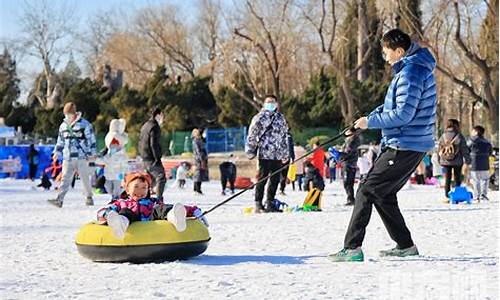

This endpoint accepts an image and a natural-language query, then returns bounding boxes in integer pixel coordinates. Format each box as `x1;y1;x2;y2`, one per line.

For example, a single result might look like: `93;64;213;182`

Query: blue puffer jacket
367;42;437;152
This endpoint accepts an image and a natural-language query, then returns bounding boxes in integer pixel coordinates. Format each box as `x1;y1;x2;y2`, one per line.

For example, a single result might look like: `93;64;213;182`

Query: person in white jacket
357;151;372;181
98;119;128;200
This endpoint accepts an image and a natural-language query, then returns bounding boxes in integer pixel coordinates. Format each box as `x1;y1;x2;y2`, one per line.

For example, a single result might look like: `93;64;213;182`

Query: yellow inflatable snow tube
75;219;210;263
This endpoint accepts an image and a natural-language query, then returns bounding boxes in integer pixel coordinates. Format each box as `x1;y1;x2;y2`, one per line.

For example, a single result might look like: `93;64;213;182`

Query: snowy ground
0;178;498;300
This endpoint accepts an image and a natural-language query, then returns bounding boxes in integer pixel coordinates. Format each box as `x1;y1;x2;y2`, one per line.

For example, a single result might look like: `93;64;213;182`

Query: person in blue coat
330;29;437;262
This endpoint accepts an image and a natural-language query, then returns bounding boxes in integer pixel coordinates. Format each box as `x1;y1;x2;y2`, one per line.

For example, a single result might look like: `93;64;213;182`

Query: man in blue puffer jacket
330;29;436;262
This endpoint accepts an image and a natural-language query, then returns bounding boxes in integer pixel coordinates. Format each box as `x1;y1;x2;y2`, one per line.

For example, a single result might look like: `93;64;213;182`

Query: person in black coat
467;125;492;201
219;155;237;195
138;107;166;201
340;131;360;205
27;144;39;181
303;161;325;191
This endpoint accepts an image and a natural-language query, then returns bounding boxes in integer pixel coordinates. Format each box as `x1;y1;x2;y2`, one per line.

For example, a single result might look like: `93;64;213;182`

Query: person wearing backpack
467;125;492;201
438;119;471;200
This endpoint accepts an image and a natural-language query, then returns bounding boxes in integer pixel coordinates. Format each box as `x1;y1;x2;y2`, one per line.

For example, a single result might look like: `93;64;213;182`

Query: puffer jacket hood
394;42;436;73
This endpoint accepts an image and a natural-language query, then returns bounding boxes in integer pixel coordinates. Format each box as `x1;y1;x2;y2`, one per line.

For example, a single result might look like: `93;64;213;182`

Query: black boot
255;202;265;213
264;200;282;213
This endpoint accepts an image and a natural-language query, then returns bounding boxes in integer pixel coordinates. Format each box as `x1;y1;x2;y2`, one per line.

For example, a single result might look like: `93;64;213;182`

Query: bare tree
232;0;293;101
357;0;369;80
300;0;383;124
400;0;498;137
196;0;221;81
78;10;119;80
18;0;77;108
135;4;196;78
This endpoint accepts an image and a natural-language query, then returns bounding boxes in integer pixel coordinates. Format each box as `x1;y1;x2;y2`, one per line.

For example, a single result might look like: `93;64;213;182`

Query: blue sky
0;0;206;100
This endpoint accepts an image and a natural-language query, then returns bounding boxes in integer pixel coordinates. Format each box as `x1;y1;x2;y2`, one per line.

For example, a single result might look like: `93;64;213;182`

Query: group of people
41;28;495;262
244;28;495;262
45;103;209;239
437;119;493;202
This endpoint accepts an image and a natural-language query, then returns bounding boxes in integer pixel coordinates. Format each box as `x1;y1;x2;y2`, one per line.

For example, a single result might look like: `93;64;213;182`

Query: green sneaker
379;245;419;257
328;248;364;262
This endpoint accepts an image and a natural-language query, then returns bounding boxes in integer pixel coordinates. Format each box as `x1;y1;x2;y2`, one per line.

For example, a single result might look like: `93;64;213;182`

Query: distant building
0;118;20;145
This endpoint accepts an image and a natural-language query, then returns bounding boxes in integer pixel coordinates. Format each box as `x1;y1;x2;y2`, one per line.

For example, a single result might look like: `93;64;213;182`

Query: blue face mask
109;147;119;155
263;102;277;112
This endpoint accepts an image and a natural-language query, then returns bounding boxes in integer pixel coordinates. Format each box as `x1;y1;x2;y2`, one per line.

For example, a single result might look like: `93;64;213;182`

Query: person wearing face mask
330;29;437;261
47;102;97;208
245;95;290;213
138;107;167;201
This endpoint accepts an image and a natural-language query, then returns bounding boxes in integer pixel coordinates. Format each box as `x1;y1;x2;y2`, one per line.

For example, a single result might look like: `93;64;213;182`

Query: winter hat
105;119;128;149
124;172;152;188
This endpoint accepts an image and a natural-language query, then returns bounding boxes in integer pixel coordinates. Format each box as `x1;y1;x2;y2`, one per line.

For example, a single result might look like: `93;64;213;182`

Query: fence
168;127;247;155
0;145;55;179
205;127;247;153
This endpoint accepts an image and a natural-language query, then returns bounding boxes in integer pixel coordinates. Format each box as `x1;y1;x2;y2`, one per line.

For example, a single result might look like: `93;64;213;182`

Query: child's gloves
192;208;209;227
328;147;340;161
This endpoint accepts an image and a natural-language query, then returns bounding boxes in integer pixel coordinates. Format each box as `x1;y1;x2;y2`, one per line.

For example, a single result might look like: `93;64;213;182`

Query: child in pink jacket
97;172;207;239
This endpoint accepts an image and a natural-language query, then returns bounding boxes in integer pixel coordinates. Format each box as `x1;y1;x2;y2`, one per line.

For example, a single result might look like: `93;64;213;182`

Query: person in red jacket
310;142;325;178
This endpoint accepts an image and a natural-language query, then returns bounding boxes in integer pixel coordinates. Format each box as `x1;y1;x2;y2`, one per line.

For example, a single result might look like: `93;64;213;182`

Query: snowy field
0;178;498;300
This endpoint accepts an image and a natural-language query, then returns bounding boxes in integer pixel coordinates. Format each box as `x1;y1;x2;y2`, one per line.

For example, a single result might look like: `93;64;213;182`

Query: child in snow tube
96;172;208;239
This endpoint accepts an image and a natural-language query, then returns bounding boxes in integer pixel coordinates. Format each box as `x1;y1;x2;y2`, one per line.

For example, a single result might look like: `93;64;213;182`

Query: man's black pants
255;159;282;206
344;148;425;249
343;165;356;204
444;165;462;198
279;164;290;193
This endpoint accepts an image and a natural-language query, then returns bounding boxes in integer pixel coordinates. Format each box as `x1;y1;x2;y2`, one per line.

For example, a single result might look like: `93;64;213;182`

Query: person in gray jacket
245;95;289;213
138;107;166;201
467;125;492;201
192;128;208;195
438;119;471;199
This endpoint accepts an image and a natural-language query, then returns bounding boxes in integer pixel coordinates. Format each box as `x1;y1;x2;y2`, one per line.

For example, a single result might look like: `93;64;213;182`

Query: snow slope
0;178;498;299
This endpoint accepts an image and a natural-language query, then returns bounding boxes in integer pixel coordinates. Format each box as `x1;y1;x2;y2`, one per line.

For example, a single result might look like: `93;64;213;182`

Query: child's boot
167;203;187;232
106;210;129;239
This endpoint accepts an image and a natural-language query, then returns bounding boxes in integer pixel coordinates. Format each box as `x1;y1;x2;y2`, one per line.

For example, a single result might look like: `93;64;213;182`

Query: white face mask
155;114;164;126
64;113;75;122
263;102;277;112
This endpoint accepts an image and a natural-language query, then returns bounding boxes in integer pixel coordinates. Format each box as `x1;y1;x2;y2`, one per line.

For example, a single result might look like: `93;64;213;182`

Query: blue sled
448;186;473;204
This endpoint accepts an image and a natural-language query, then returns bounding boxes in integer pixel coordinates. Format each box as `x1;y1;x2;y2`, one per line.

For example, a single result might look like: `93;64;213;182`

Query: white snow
0;178;498;299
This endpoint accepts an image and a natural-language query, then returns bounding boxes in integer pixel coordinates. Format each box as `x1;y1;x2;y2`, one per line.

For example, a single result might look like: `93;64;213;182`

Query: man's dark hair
381;29;411;52
264;94;277;101
446;119;460;131
473;125;485;136
152;106;162;118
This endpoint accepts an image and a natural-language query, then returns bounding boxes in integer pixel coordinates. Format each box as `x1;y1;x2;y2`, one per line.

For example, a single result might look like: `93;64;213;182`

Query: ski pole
202;124;360;216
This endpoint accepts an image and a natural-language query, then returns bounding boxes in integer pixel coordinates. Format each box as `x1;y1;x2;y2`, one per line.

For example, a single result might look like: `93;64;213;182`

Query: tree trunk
487;101;499;138
43;59;57;109
357;0;368;81
340;76;355;124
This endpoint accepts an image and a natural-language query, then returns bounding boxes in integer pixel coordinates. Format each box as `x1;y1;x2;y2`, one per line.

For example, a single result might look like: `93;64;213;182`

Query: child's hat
124;172;152;187
105;118;128;149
